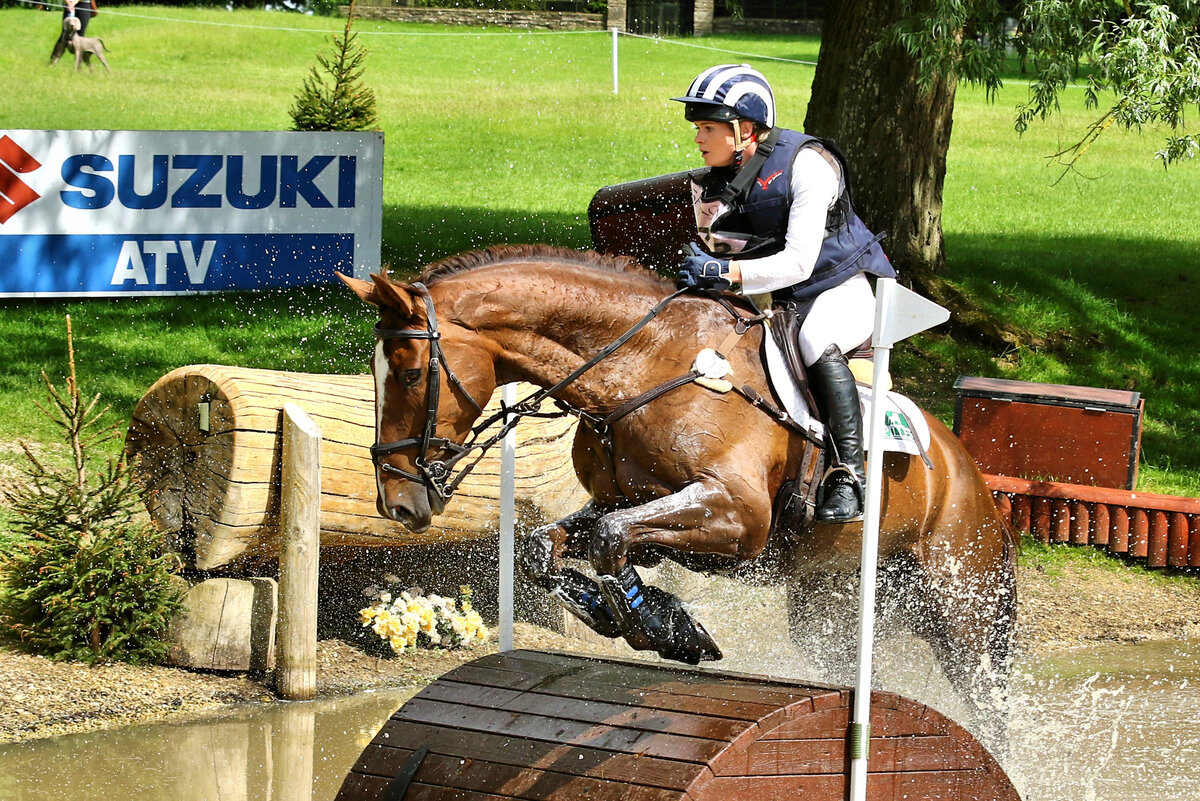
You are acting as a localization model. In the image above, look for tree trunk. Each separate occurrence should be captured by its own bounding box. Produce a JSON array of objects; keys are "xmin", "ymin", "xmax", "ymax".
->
[
  {"xmin": 805, "ymin": 0, "xmax": 957, "ymax": 287},
  {"xmin": 805, "ymin": 0, "xmax": 1026, "ymax": 351}
]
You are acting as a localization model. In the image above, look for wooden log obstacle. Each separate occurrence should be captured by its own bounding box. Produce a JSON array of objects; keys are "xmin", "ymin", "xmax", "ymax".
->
[
  {"xmin": 125, "ymin": 365, "xmax": 589, "ymax": 570},
  {"xmin": 987, "ymin": 473, "xmax": 1200, "ymax": 569},
  {"xmin": 336, "ymin": 650, "xmax": 1019, "ymax": 801}
]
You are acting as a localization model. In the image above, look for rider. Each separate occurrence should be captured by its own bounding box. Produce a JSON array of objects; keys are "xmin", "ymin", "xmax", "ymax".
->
[{"xmin": 673, "ymin": 64, "xmax": 896, "ymax": 523}]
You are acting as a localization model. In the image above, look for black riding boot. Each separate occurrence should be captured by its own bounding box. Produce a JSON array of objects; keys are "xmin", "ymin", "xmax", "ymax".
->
[
  {"xmin": 597, "ymin": 564, "xmax": 722, "ymax": 665},
  {"xmin": 810, "ymin": 345, "xmax": 867, "ymax": 523}
]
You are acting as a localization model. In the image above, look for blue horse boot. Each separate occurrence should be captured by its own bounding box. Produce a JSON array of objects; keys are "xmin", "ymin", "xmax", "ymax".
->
[{"xmin": 597, "ymin": 564, "xmax": 722, "ymax": 665}]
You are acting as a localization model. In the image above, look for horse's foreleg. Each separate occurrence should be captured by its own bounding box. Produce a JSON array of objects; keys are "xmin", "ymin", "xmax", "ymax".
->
[
  {"xmin": 516, "ymin": 501, "xmax": 620, "ymax": 638},
  {"xmin": 588, "ymin": 480, "xmax": 768, "ymax": 664}
]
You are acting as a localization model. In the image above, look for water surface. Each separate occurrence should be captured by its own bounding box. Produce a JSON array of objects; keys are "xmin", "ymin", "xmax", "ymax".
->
[{"xmin": 1, "ymin": 640, "xmax": 1197, "ymax": 801}]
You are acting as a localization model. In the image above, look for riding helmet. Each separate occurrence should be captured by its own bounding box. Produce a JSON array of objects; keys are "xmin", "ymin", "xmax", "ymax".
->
[{"xmin": 672, "ymin": 64, "xmax": 775, "ymax": 128}]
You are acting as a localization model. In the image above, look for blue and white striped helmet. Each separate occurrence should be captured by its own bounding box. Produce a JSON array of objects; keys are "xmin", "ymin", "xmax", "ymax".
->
[{"xmin": 672, "ymin": 64, "xmax": 776, "ymax": 128}]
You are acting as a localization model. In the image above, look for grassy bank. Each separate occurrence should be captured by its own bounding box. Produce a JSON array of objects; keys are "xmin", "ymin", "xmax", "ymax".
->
[{"xmin": 0, "ymin": 6, "xmax": 1197, "ymax": 494}]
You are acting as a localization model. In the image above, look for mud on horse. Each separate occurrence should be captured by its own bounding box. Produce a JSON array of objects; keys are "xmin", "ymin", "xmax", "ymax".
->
[{"xmin": 340, "ymin": 245, "xmax": 1017, "ymax": 725}]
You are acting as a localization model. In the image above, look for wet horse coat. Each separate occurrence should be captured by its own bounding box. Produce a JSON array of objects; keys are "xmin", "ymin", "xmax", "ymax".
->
[{"xmin": 341, "ymin": 245, "xmax": 1016, "ymax": 725}]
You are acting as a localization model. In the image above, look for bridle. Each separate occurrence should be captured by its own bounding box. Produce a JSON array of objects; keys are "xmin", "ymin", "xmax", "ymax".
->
[
  {"xmin": 369, "ymin": 282, "xmax": 484, "ymax": 502},
  {"xmin": 369, "ymin": 279, "xmax": 781, "ymax": 504}
]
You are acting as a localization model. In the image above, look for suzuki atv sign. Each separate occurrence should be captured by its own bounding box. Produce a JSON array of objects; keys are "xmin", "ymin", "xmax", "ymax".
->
[{"xmin": 0, "ymin": 130, "xmax": 382, "ymax": 297}]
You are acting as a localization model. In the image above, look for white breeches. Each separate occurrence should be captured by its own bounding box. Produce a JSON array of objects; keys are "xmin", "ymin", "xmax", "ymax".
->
[{"xmin": 799, "ymin": 272, "xmax": 875, "ymax": 366}]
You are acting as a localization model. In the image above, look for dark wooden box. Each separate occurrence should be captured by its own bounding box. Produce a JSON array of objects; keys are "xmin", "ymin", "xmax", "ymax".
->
[
  {"xmin": 588, "ymin": 170, "xmax": 699, "ymax": 271},
  {"xmin": 953, "ymin": 376, "xmax": 1144, "ymax": 490}
]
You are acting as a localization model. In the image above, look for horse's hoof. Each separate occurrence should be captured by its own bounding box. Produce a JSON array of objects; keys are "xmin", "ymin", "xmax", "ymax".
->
[
  {"xmin": 661, "ymin": 618, "xmax": 723, "ymax": 664},
  {"xmin": 642, "ymin": 585, "xmax": 723, "ymax": 664}
]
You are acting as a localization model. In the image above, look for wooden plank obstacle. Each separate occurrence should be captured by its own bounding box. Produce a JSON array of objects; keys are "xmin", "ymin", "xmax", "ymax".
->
[
  {"xmin": 336, "ymin": 650, "xmax": 1019, "ymax": 801},
  {"xmin": 125, "ymin": 365, "xmax": 588, "ymax": 570}
]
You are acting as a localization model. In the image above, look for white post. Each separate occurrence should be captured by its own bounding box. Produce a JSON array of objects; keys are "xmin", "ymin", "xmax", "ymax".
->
[
  {"xmin": 611, "ymin": 27, "xmax": 619, "ymax": 94},
  {"xmin": 498, "ymin": 383, "xmax": 517, "ymax": 651},
  {"xmin": 848, "ymin": 278, "xmax": 950, "ymax": 801}
]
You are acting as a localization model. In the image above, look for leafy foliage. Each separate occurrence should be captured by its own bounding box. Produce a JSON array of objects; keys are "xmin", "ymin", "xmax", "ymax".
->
[
  {"xmin": 289, "ymin": 0, "xmax": 377, "ymax": 132},
  {"xmin": 882, "ymin": 1, "xmax": 1200, "ymax": 171},
  {"xmin": 0, "ymin": 318, "xmax": 181, "ymax": 664}
]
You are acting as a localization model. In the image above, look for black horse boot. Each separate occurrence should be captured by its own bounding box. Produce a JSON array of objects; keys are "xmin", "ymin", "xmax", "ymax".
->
[
  {"xmin": 516, "ymin": 531, "xmax": 621, "ymax": 638},
  {"xmin": 810, "ymin": 345, "xmax": 867, "ymax": 523},
  {"xmin": 551, "ymin": 568, "xmax": 621, "ymax": 638},
  {"xmin": 597, "ymin": 564, "xmax": 722, "ymax": 665}
]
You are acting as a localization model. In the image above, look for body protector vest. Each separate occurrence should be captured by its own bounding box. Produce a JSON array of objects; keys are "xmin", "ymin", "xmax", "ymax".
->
[{"xmin": 690, "ymin": 129, "xmax": 896, "ymax": 304}]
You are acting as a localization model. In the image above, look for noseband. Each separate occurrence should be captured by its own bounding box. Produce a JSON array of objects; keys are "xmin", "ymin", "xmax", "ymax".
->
[{"xmin": 370, "ymin": 282, "xmax": 483, "ymax": 501}]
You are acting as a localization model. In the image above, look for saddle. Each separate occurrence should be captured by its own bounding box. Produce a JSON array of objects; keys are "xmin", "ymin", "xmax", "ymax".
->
[
  {"xmin": 765, "ymin": 306, "xmax": 828, "ymax": 535},
  {"xmin": 763, "ymin": 306, "xmax": 929, "ymax": 535}
]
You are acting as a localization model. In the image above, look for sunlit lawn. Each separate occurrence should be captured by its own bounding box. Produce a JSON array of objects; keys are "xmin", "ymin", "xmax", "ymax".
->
[{"xmin": 0, "ymin": 6, "xmax": 1196, "ymax": 494}]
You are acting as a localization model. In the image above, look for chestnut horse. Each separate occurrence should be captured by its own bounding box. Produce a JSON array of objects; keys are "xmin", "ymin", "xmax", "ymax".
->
[{"xmin": 340, "ymin": 245, "xmax": 1016, "ymax": 725}]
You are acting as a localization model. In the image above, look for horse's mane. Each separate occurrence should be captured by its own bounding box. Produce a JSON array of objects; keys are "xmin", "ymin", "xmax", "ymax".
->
[{"xmin": 417, "ymin": 244, "xmax": 671, "ymax": 290}]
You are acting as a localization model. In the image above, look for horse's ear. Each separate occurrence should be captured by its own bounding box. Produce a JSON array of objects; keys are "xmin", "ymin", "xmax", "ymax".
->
[
  {"xmin": 337, "ymin": 271, "xmax": 422, "ymax": 320},
  {"xmin": 336, "ymin": 272, "xmax": 379, "ymax": 305},
  {"xmin": 370, "ymin": 273, "xmax": 423, "ymax": 321}
]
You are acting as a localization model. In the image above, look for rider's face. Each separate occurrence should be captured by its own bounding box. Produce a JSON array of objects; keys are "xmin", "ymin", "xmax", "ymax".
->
[{"xmin": 693, "ymin": 121, "xmax": 737, "ymax": 168}]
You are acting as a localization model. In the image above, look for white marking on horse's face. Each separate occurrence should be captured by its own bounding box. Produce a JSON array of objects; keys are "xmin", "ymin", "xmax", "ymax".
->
[{"xmin": 373, "ymin": 339, "xmax": 390, "ymax": 505}]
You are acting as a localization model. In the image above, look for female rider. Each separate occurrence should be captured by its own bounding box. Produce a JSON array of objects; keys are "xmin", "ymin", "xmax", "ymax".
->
[{"xmin": 674, "ymin": 64, "xmax": 896, "ymax": 523}]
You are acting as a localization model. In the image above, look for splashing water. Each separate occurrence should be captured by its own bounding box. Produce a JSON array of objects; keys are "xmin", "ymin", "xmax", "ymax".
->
[{"xmin": 653, "ymin": 565, "xmax": 1200, "ymax": 801}]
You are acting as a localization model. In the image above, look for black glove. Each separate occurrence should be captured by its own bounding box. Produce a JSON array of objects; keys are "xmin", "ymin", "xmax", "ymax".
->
[{"xmin": 676, "ymin": 243, "xmax": 732, "ymax": 290}]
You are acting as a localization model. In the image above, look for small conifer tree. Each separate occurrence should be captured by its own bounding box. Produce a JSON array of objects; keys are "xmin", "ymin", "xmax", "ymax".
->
[
  {"xmin": 0, "ymin": 317, "xmax": 181, "ymax": 664},
  {"xmin": 290, "ymin": 0, "xmax": 378, "ymax": 132}
]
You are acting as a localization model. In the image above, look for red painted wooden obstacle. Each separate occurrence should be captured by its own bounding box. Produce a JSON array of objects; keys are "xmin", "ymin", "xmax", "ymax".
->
[
  {"xmin": 987, "ymin": 474, "xmax": 1200, "ymax": 569},
  {"xmin": 336, "ymin": 649, "xmax": 1019, "ymax": 801}
]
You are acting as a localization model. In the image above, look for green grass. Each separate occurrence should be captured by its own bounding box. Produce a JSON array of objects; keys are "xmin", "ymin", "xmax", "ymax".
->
[
  {"xmin": 0, "ymin": 6, "xmax": 1197, "ymax": 497},
  {"xmin": 1018, "ymin": 535, "xmax": 1200, "ymax": 589}
]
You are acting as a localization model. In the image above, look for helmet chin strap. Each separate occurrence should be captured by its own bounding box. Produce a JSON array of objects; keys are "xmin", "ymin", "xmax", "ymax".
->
[{"xmin": 731, "ymin": 119, "xmax": 755, "ymax": 167}]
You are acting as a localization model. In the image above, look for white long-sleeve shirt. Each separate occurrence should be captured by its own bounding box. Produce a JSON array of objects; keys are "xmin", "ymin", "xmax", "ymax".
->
[{"xmin": 735, "ymin": 147, "xmax": 841, "ymax": 296}]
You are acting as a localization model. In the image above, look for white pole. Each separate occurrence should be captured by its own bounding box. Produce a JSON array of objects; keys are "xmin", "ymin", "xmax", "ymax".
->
[
  {"xmin": 611, "ymin": 27, "xmax": 619, "ymax": 94},
  {"xmin": 499, "ymin": 382, "xmax": 517, "ymax": 651},
  {"xmin": 847, "ymin": 277, "xmax": 949, "ymax": 801},
  {"xmin": 847, "ymin": 322, "xmax": 892, "ymax": 801}
]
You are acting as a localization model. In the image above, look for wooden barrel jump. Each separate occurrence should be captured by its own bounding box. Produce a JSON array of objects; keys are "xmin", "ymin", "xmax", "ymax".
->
[
  {"xmin": 125, "ymin": 366, "xmax": 588, "ymax": 570},
  {"xmin": 337, "ymin": 650, "xmax": 1019, "ymax": 801}
]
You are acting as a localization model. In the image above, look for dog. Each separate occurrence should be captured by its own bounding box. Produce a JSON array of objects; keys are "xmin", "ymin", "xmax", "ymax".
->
[{"xmin": 50, "ymin": 16, "xmax": 110, "ymax": 73}]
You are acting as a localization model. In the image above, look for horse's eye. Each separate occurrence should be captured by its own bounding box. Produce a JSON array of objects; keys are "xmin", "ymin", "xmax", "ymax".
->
[{"xmin": 401, "ymin": 368, "xmax": 422, "ymax": 387}]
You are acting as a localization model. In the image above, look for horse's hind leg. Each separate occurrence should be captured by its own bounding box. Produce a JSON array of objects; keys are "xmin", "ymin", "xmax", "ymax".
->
[
  {"xmin": 517, "ymin": 501, "xmax": 620, "ymax": 638},
  {"xmin": 909, "ymin": 547, "xmax": 1017, "ymax": 748}
]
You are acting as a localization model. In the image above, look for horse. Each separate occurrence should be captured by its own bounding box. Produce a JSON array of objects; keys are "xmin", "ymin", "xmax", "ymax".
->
[{"xmin": 339, "ymin": 244, "xmax": 1017, "ymax": 728}]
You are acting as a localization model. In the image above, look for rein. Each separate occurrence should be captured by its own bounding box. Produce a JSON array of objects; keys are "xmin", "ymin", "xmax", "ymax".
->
[
  {"xmin": 371, "ymin": 282, "xmax": 694, "ymax": 501},
  {"xmin": 371, "ymin": 280, "xmax": 815, "ymax": 502}
]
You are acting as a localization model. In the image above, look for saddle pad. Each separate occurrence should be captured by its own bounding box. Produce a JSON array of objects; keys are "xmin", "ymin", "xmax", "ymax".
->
[
  {"xmin": 857, "ymin": 385, "xmax": 933, "ymax": 458},
  {"xmin": 762, "ymin": 333, "xmax": 931, "ymax": 459}
]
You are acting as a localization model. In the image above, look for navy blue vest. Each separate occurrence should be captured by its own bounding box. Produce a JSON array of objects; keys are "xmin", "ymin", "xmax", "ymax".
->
[{"xmin": 693, "ymin": 129, "xmax": 895, "ymax": 304}]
